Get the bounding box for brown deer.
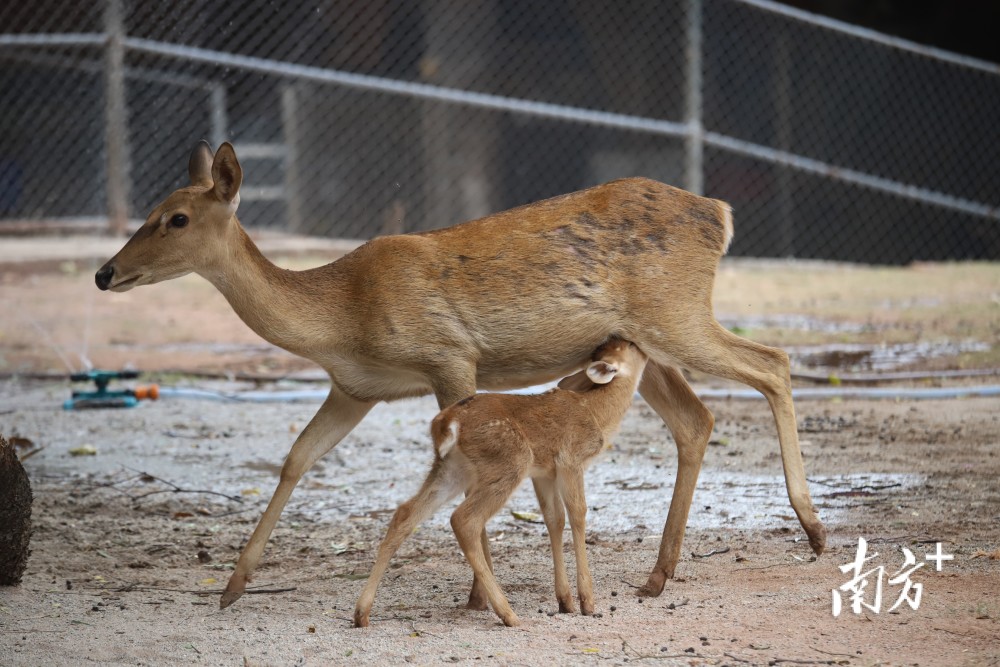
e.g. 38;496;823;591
95;142;825;610
354;338;647;628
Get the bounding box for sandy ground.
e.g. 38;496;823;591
0;247;998;666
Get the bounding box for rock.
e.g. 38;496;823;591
0;434;33;585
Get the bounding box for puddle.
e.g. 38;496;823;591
719;314;876;335
304;459;923;536
788;341;990;372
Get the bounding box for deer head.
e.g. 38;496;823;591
95;142;243;292
557;338;647;392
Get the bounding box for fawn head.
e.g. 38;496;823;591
558;338;648;392
95;141;243;292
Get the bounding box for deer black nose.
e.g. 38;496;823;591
95;264;114;291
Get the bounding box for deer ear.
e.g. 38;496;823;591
558;369;596;392
211;142;243;205
585;361;618;385
188;141;214;187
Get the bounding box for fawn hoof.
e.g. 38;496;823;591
465;592;489;612
637;568;671;598
557;598;575;614
580;601;594;616
353;610;370;628
501;613;521;627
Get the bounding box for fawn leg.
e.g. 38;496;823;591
532;477;573;613
355;458;462;627
222;388;373;609
557;470;594;615
451;485;521;627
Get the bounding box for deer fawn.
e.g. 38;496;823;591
354;338;647;628
95;142;825;610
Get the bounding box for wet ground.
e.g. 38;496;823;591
1;253;999;665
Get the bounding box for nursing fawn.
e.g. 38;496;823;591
354;338;648;628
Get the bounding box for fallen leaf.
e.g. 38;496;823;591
307;625;316;634
582;648;600;654
241;488;261;496
199;577;217;586
173;511;194;519
511;510;544;523
69;445;97;456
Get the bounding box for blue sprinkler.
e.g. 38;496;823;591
63;370;159;410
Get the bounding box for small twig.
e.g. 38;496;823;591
408;621;444;639
18;446;46;462
617;578;641;589
771;658;839;665
122;468;243;503
96;583;295;597
932;626;972;637
692;547;731;559
724;653;754;664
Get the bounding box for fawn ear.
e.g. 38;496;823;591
585;360;618;385
188;141;214;187
558;369;595;392
211;142;243;205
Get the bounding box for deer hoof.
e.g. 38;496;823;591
219;584;245;609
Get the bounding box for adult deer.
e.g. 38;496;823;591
96;142;825;609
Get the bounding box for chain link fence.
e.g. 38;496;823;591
1;0;997;263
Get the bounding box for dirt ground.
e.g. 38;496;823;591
0;248;998;666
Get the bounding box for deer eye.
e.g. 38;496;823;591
169;214;189;228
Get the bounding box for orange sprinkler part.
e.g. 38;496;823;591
133;384;160;401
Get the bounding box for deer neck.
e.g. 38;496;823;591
200;221;343;358
584;374;641;439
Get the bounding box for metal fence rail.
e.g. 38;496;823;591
1;0;997;262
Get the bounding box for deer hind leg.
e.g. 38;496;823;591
354;457;465;627
450;480;522;627
636;362;716;597
532;477;573;613
221;388;374;609
685;323;826;555
650;322;826;565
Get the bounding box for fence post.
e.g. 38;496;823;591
281;83;303;234
104;0;130;236
775;34;795;257
684;0;704;196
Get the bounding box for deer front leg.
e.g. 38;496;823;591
221;388;374;609
430;369;495;611
532;477;573;613
636;362;715;598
